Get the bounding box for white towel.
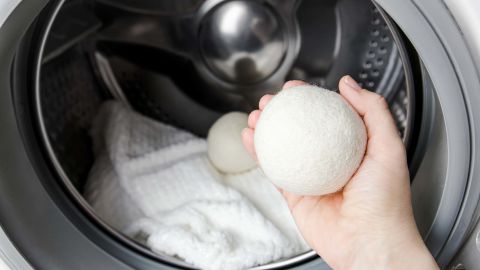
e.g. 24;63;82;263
84;101;309;270
224;169;306;249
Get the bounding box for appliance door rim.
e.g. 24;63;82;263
30;1;416;270
31;1;419;269
375;0;480;267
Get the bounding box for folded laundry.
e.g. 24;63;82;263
84;101;308;270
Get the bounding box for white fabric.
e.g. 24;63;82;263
224;169;306;249
84;101;308;270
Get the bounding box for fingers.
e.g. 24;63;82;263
338;75;404;158
259;80;307;111
242;128;257;160
259;95;274;110
248;110;261;128
283;80;308;89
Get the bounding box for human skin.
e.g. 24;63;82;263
242;76;439;270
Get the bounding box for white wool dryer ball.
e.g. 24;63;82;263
207;112;257;173
254;85;367;195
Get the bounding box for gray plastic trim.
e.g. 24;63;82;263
0;226;32;270
0;23;22;270
449;218;480;269
413;0;480;266
0;0;20;28
444;0;480;73
375;0;480;267
375;0;470;257
0;0;133;269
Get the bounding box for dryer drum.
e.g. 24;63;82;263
16;0;417;268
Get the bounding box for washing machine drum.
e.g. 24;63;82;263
1;0;479;269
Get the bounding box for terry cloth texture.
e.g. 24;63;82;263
84;101;308;270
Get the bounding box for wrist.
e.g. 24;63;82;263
343;228;438;270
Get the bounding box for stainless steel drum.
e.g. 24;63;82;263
33;0;414;268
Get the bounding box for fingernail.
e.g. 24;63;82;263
344;75;361;91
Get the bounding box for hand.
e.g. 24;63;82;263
242;76;439;270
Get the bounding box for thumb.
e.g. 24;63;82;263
338;75;405;162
